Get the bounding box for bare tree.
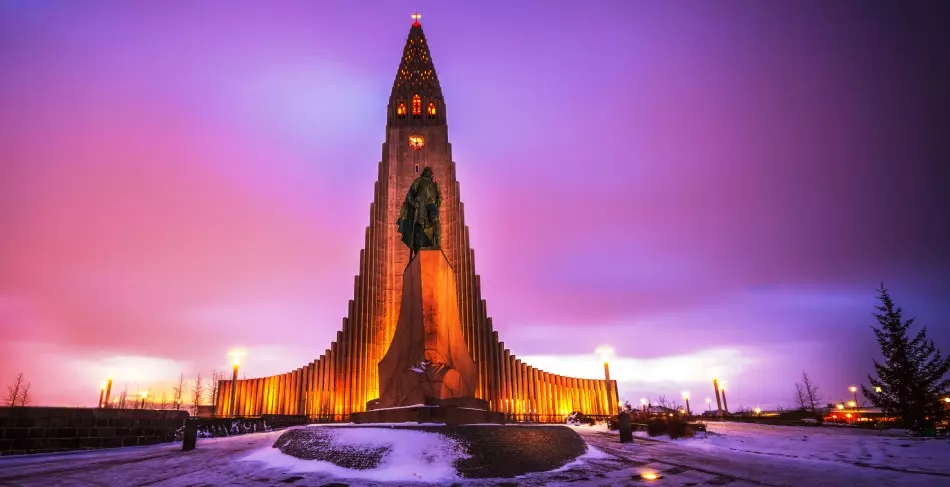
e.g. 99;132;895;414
118;385;128;409
5;372;26;407
794;382;808;410
210;370;223;406
172;373;185;410
795;373;824;423
17;383;31;407
159;391;168;410
191;373;204;416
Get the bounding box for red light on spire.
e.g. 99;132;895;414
411;12;422;27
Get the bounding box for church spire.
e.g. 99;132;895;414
389;13;444;127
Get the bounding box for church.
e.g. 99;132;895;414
214;15;617;423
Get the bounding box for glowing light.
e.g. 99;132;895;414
640;398;647;405
754;407;761;414
595;346;615;363
681;391;690;399
848;401;857;407
100;381;107;391
679;409;685;414
397;103;406;117
943;397;950;403
705;398;711;403
229;349;246;366
427;102;437;117
836;403;844;410
408;135;425;150
849;386;857;393
411;94;421;116
845;413;852;418
641;472;661;480
875;386;882;393
411;12;422;23
139;391;148;399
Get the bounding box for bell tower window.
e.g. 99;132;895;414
427;102;437;118
408;135;425;150
411;94;422;118
396;102;406;119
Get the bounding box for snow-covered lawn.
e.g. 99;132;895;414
678;422;950;475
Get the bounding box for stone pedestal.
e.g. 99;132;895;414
352;250;503;425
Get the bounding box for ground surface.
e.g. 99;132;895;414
0;423;947;486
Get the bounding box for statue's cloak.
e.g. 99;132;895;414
397;175;442;252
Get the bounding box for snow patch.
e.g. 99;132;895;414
241;427;468;483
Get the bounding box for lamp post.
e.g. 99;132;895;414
720;387;730;415
228;350;246;417
640;398;647;413
98;382;106;408
103;377;113;409
849;386;858;408
682;391;692;417
705;398;712;412
139;391;148;409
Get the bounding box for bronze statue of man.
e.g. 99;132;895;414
397;166;442;260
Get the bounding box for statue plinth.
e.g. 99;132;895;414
352;250;504;425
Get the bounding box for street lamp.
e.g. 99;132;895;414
640;398;647;413
228;349;246;417
705;398;712;411
754;407;761;416
874;386;882;393
849;386;858;407
139;391;148;409
682;391;692;417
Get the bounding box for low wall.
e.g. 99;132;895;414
0;407;189;456
181;415;308;440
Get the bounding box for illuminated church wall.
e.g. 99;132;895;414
215;17;617;422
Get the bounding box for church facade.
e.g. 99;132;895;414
215;17;618;422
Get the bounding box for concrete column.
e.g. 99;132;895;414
344;317;351;418
229;364;239;417
330;341;338;420
502;349;512;416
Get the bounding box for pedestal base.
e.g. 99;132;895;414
351;403;505;425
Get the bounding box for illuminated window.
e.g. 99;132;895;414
427;102;437;118
396;102;406;118
411;94;421;117
409;135;424;150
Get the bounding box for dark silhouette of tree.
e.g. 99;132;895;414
18;383;31;407
172;373;185;410
794;372;824;423
862;284;950;433
4;372;28;407
191;373;204;416
159;391;168;410
210;370;223;407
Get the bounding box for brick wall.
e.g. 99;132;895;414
0;407;189;456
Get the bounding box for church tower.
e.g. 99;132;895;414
214;15;617;423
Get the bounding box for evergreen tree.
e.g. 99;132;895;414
862;284;950;433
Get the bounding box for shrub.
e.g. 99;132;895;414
646;418;696;439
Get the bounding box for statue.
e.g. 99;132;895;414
397;166;442;260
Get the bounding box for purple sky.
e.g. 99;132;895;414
1;0;948;410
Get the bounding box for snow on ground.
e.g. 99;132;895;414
675;422;950;475
240;425;468;483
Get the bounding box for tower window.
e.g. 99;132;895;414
409;135;425;150
396;102;406;119
415;164;420;173
427;102;437;118
411;94;421;118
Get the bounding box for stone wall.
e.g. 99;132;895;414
0;407;189;456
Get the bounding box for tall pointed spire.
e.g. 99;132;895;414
389;13;444;127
